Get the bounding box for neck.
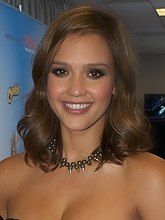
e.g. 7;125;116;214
60;127;102;161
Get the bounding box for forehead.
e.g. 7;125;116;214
54;33;114;64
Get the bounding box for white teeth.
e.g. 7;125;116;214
64;103;91;110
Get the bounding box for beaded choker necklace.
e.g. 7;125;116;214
48;139;102;173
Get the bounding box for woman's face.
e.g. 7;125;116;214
47;34;115;132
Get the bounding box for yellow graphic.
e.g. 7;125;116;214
7;83;20;104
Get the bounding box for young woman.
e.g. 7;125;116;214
0;5;165;220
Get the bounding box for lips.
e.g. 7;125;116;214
62;102;93;114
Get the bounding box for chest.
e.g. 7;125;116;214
7;169;139;220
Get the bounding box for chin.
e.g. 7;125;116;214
62;122;92;132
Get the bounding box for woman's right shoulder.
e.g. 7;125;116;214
0;153;35;185
0;153;27;216
0;153;26;178
0;153;27;192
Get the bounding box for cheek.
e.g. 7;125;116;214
47;79;63;101
47;85;56;101
93;83;114;106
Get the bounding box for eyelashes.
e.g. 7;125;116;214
88;68;105;79
50;66;106;79
51;67;68;77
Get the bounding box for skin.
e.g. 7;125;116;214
47;34;115;158
0;34;165;220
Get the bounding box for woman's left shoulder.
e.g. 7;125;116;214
125;152;165;180
124;153;165;218
125;152;165;201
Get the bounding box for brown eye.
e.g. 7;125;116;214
88;69;105;79
51;67;68;76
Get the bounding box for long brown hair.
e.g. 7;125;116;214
17;5;153;172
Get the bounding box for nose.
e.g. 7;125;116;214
67;75;87;97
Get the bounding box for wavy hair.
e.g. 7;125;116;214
17;5;153;172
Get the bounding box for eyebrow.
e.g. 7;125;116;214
52;60;113;69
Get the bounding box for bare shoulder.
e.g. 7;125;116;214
125;152;165;219
0;153;34;191
126;152;165;178
0;153;27;180
0;153;26;193
125;152;165;189
0;154;29;216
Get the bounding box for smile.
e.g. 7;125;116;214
64;102;92;110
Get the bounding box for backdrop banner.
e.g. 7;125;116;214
0;1;47;160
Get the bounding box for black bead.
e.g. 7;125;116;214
77;161;82;165
82;160;87;164
65;162;70;167
88;156;93;160
71;162;76;168
86;160;92;165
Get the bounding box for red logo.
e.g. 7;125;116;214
24;35;35;49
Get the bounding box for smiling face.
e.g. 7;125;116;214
47;34;115;133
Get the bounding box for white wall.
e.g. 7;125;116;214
136;53;165;106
